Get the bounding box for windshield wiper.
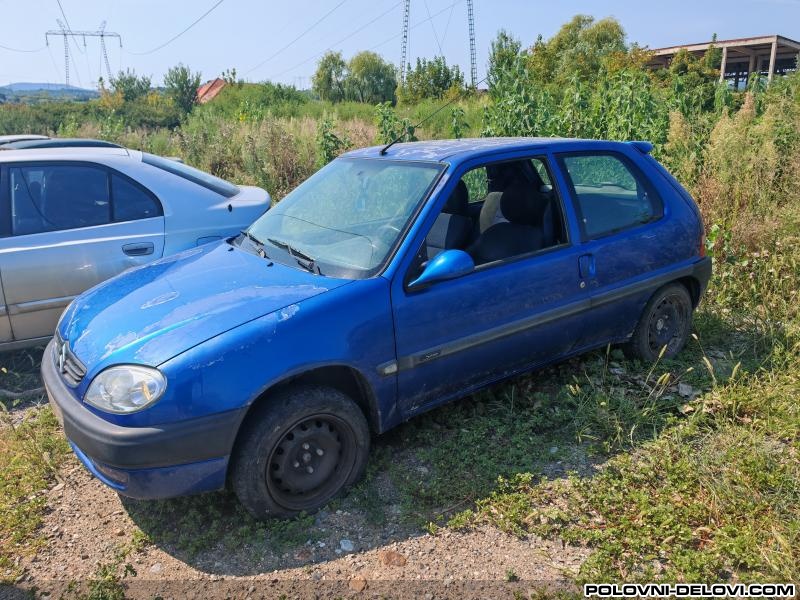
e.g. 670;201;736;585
266;238;321;274
239;230;269;259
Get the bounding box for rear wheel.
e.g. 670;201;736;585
231;384;370;519
623;283;693;362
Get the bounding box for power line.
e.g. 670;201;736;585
0;43;46;53
422;0;443;56
440;2;456;47
244;0;348;76
55;0;85;55
371;0;463;54
127;0;226;56
270;0;460;82
268;1;402;80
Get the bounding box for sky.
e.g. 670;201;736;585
0;0;799;89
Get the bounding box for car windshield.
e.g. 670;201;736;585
245;157;443;278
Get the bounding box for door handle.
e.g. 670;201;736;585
123;242;154;257
579;254;596;279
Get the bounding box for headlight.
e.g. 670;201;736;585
84;366;167;414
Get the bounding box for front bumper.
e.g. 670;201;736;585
41;339;246;498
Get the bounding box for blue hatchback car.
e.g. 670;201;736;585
43;138;710;518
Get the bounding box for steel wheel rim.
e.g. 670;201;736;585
647;293;688;356
265;414;357;511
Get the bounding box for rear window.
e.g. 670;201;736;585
142;153;240;198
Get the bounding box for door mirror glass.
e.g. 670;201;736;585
408;249;475;289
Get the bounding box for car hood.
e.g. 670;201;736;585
59;241;349;368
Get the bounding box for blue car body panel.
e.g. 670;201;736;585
43;138;711;500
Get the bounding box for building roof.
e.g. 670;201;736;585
651;34;800;56
196;78;226;104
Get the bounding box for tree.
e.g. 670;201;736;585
527;15;627;85
312;51;347;102
109;69;151;102
164;64;202;115
487;30;522;91
397;56;465;104
345;51;396;104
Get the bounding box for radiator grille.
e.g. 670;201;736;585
54;334;86;387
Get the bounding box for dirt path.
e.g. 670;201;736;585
8;441;589;599
2;346;593;598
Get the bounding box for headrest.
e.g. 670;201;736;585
443;179;469;216
28;181;42;201
500;181;542;225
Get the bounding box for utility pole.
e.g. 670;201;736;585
466;0;477;87
46;21;122;87
400;0;411;84
399;0;478;87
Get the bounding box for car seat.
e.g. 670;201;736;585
425;180;473;259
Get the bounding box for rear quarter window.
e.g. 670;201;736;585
111;174;162;222
558;152;662;240
142;153;240;198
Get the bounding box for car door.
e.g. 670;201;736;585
555;150;686;348
0;167;12;342
0;161;165;342
0;275;13;344
390;153;588;416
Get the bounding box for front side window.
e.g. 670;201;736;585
10;165;110;235
418;156;568;271
245;158;443;278
559;153;661;239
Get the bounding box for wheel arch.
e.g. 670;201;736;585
675;275;701;308
231;364;381;452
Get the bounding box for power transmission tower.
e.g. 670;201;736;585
466;0;477;87
98;21;114;83
399;0;411;83
46;21;122;87
399;1;478;87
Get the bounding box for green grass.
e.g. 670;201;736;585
444;221;800;583
0;404;70;583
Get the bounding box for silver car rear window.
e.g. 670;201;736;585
142;153;240;198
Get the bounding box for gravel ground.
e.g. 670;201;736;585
5;432;590;600
2;346;592;599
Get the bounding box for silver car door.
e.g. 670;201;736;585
0;167;13;342
0;162;165;342
0;276;13;343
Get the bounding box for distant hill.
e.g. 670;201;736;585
3;82;92;92
0;82;99;103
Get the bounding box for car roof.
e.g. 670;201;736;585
2;138;122;150
341;137;638;163
0;134;50;145
0;146;134;163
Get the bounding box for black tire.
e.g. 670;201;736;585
230;384;370;520
623;283;693;362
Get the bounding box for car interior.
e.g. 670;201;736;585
420;157;567;271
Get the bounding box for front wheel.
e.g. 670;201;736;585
623;283;693;362
230;384;370;519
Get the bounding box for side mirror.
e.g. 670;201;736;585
408;249;475;290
